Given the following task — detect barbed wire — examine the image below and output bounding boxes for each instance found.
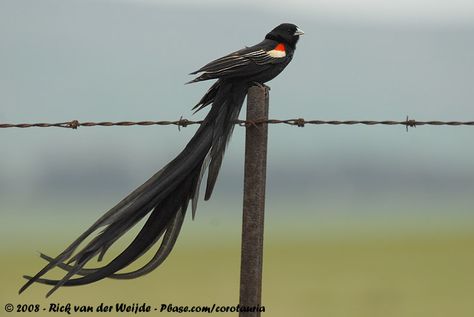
[1,117,474,131]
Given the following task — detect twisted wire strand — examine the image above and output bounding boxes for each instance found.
[1,117,474,130]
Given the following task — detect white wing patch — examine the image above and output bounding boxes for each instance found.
[267,49,286,58]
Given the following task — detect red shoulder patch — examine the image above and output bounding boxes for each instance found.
[275,43,286,52]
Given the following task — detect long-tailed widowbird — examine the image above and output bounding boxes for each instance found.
[20,23,304,297]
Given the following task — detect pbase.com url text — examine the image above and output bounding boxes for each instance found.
[6,302,265,314]
[160,304,265,314]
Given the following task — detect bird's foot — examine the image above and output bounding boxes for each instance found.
[250,82,271,90]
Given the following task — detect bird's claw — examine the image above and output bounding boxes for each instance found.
[250,82,270,90]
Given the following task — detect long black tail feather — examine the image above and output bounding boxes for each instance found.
[20,79,248,297]
[37,207,185,279]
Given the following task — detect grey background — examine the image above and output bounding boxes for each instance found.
[1,0,473,243]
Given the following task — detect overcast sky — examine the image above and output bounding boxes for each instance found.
[124,0,474,24]
[0,0,473,224]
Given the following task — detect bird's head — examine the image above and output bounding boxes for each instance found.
[265,23,304,49]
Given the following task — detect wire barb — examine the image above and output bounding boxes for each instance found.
[406,116,416,132]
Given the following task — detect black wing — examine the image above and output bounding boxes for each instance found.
[187,40,286,83]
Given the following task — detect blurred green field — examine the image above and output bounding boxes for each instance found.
[2,231,473,317]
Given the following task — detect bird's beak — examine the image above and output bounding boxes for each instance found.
[294,27,304,36]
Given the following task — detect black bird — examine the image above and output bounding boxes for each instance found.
[20,23,304,297]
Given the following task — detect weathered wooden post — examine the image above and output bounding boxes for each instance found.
[239,86,269,316]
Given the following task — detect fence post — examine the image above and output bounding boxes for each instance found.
[239,86,269,316]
